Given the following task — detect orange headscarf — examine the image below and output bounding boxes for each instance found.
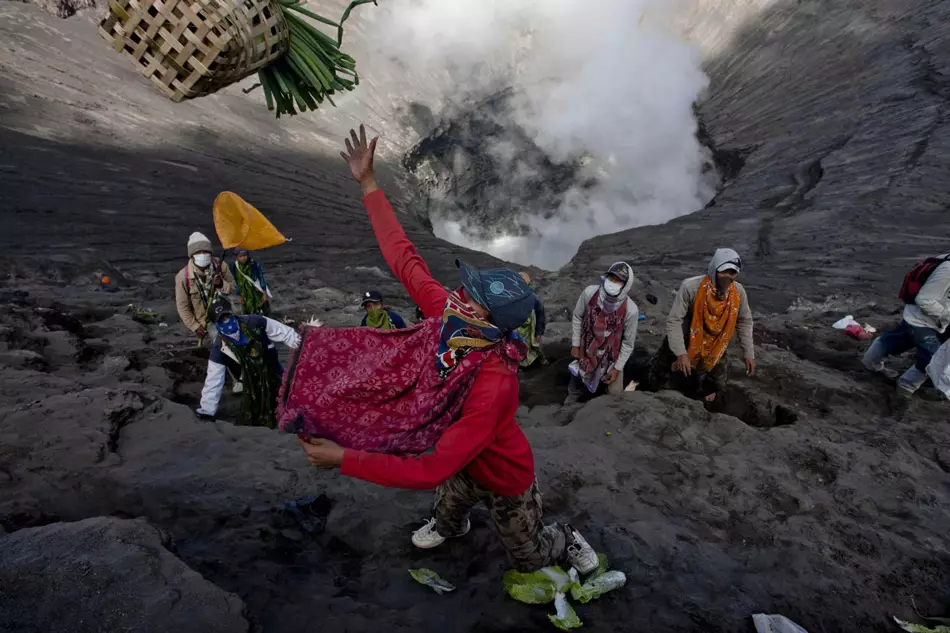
[687,276,740,370]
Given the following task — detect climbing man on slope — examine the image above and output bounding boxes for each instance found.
[648,248,755,401]
[175,231,235,344]
[568,262,639,401]
[359,289,407,329]
[195,297,301,427]
[229,248,272,316]
[295,124,600,575]
[863,252,950,412]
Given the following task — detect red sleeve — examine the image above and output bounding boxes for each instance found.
[363,189,449,318]
[340,368,517,489]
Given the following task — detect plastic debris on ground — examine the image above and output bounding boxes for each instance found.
[624,381,638,392]
[408,568,456,595]
[549,592,583,631]
[752,613,809,633]
[831,314,872,340]
[503,554,625,630]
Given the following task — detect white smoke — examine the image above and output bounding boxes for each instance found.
[359,0,715,269]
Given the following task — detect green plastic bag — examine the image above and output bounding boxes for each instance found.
[408,568,455,595]
[549,592,583,631]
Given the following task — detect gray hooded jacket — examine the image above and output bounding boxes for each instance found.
[665,248,755,360]
[571,262,639,372]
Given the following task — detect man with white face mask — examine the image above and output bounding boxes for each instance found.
[175,231,235,343]
[567,262,640,401]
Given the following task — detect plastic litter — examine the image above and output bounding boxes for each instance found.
[927,340,950,400]
[158,322,168,328]
[638,314,647,321]
[624,381,638,392]
[549,592,583,631]
[831,315,872,340]
[752,614,809,633]
[408,568,456,595]
[832,315,859,330]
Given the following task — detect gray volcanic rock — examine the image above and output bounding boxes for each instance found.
[0,517,249,633]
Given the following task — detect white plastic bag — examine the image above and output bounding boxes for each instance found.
[832,315,859,330]
[927,339,950,400]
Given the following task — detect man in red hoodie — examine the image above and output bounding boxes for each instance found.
[297,125,599,574]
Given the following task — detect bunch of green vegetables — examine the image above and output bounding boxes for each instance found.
[258,0,375,117]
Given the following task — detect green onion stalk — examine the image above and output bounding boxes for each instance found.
[259,0,376,117]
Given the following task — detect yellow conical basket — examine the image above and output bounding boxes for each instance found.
[213,191,288,250]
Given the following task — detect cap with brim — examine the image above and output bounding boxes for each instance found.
[360,290,383,306]
[455,259,536,331]
[209,298,234,323]
[604,262,630,283]
[716,263,741,273]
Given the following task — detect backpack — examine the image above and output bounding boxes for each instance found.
[899,255,950,304]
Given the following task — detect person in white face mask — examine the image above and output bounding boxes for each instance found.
[174,231,235,344]
[567,262,639,402]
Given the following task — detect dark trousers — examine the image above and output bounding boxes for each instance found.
[863,320,942,393]
[648,337,728,397]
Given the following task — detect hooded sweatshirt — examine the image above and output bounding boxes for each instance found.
[666,248,755,359]
[571,262,640,372]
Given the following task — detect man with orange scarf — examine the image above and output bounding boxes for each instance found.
[648,248,756,401]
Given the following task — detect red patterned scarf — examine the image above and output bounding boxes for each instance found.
[277,292,523,453]
[578,291,627,392]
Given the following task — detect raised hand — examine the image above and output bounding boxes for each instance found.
[340,123,379,195]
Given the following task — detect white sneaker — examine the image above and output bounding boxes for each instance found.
[232,381,244,394]
[565,526,598,574]
[411,517,471,549]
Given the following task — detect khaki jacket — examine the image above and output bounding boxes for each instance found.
[174,260,235,332]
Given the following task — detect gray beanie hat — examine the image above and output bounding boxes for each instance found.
[187,232,213,258]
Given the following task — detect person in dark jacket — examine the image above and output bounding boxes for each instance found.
[195,297,300,427]
[296,124,599,575]
[359,289,407,329]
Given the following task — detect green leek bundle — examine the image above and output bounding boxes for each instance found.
[258,0,375,117]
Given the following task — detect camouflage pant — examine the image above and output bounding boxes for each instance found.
[433,471,571,572]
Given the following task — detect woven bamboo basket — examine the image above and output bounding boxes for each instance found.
[99,0,289,102]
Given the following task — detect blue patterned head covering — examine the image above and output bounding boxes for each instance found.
[455,259,536,331]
